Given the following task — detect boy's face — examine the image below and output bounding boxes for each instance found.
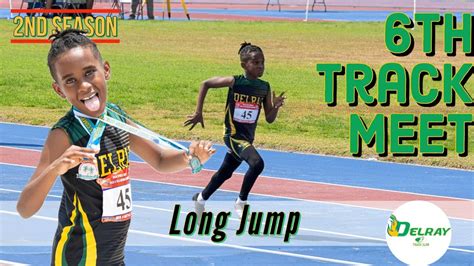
[52,46,110,117]
[241,52,265,79]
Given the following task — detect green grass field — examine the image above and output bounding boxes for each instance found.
[1,19,473,169]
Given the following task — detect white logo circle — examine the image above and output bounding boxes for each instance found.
[386,201,452,265]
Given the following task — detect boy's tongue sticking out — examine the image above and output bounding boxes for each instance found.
[84,95,100,112]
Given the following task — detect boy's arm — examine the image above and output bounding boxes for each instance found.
[16,129,97,218]
[130,135,215,173]
[263,89,286,123]
[184,76,235,130]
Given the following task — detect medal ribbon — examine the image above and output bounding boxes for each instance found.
[101,114,202,173]
[73,106,202,174]
[73,107,106,151]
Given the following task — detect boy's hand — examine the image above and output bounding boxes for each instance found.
[184,112,205,131]
[52,145,98,175]
[273,91,286,109]
[188,140,216,165]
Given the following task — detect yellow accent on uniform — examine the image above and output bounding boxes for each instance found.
[52,103,131,265]
[229,137,241,159]
[77,197,97,265]
[55,194,79,265]
[233,138,251,150]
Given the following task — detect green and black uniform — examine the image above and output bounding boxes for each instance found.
[51,103,131,266]
[202,75,269,201]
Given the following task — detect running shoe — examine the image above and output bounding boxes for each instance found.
[192,193,205,224]
[234,200,248,219]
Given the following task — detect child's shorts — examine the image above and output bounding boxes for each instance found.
[224,136,252,161]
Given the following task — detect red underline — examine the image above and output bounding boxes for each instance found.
[11,9,120,14]
[11,39,121,44]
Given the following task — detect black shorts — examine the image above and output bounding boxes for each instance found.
[224,136,252,161]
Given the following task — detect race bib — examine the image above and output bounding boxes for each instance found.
[233,102,259,124]
[96,168,132,223]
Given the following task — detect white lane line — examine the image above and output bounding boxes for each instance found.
[1,188,473,254]
[130,229,370,265]
[0,162,35,169]
[1,164,473,222]
[449,247,474,253]
[0,210,56,221]
[0,210,369,265]
[0,259,29,266]
[5,159,471,222]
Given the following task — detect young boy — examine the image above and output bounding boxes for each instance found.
[184,42,286,218]
[16,29,215,265]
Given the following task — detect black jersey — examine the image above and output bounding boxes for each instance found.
[224,75,270,142]
[51,103,131,265]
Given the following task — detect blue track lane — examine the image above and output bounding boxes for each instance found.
[1,160,473,265]
[1,122,472,199]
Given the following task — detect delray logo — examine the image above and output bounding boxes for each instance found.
[385,201,452,265]
[386,214,451,240]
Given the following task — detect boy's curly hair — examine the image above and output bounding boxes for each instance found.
[47,29,102,79]
[238,42,263,62]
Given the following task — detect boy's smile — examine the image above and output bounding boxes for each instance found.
[52,46,110,117]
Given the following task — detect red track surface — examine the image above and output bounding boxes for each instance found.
[2,146,472,220]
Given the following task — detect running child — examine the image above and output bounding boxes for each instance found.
[184,42,286,218]
[16,29,215,265]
